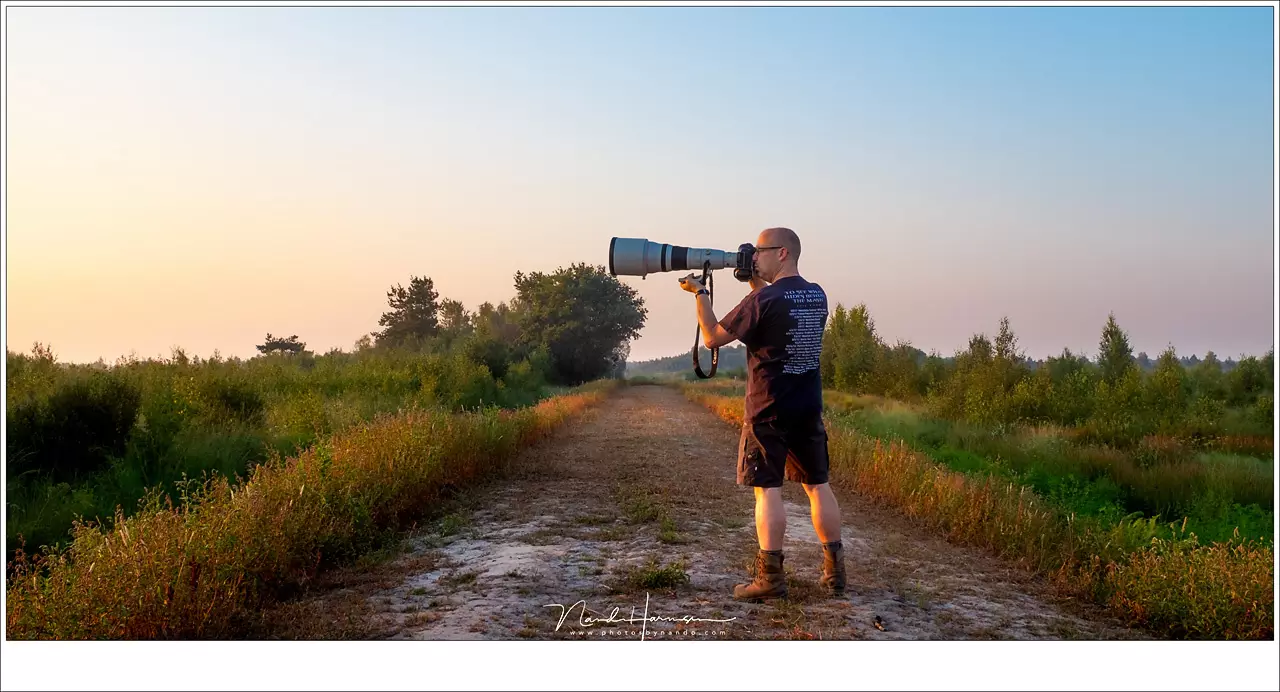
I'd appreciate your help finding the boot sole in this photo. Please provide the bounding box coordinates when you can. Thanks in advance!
[732,591,789,603]
[732,585,788,601]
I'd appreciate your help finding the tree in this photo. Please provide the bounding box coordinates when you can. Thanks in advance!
[967,333,993,364]
[439,298,473,334]
[511,263,647,385]
[1047,347,1091,383]
[919,352,951,397]
[608,341,630,379]
[1044,348,1094,425]
[877,339,924,401]
[994,316,1020,363]
[820,305,847,388]
[992,316,1027,390]
[461,301,524,381]
[474,301,521,343]
[1146,345,1188,433]
[925,332,997,423]
[1190,350,1226,400]
[958,328,1006,425]
[1226,353,1270,406]
[256,333,306,356]
[822,303,881,393]
[1089,366,1144,446]
[1097,312,1134,385]
[377,276,440,347]
[431,297,476,353]
[1008,365,1054,424]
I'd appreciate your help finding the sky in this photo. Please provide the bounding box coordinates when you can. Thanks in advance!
[3,4,1276,366]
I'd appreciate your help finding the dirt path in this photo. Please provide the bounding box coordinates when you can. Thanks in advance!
[274,385,1147,640]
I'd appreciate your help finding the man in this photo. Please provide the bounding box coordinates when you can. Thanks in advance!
[679,227,845,602]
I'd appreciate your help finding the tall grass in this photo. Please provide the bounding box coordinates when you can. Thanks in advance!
[6,347,554,561]
[5,380,617,640]
[822,391,1273,545]
[680,383,1273,640]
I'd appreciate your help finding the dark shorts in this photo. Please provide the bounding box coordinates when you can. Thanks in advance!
[737,414,831,488]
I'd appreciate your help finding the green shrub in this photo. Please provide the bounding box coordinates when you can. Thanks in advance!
[463,333,514,380]
[1007,370,1054,424]
[196,375,265,425]
[1182,395,1226,441]
[1049,369,1095,427]
[415,352,501,411]
[6,373,141,482]
[1083,369,1146,447]
[1250,394,1272,433]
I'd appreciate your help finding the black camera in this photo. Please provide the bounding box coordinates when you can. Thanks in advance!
[732,243,756,283]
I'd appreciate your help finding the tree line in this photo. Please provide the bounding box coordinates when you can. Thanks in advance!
[256,263,647,386]
[822,305,1274,444]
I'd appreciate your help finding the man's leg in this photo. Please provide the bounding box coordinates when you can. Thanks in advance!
[803,482,846,594]
[754,486,786,551]
[734,424,788,602]
[789,410,845,596]
[801,482,841,543]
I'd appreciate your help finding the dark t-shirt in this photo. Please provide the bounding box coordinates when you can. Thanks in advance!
[718,275,828,424]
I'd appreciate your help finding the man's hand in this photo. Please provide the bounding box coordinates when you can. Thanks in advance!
[680,272,735,349]
[749,267,769,292]
[678,273,706,294]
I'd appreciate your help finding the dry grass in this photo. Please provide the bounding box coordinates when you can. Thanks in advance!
[680,383,1273,640]
[1212,435,1275,459]
[823,390,921,417]
[250,591,389,640]
[1097,536,1273,639]
[5,380,618,640]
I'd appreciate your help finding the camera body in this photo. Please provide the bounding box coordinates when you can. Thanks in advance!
[732,243,755,283]
[609,238,756,283]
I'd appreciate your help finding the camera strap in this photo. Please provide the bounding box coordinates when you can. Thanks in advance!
[692,262,718,379]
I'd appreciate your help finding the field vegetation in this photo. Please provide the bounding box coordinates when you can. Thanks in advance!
[674,306,1273,639]
[5,264,642,638]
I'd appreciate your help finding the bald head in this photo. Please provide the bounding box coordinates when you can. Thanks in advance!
[752,226,802,282]
[760,227,801,261]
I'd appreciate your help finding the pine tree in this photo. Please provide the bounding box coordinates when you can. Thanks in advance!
[255,333,306,356]
[1097,312,1134,385]
[377,276,441,347]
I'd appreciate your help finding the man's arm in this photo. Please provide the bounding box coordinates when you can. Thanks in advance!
[749,275,769,292]
[695,293,737,350]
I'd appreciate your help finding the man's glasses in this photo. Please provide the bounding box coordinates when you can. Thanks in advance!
[755,246,785,252]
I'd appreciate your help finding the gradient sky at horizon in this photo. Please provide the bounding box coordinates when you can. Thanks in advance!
[4,5,1275,365]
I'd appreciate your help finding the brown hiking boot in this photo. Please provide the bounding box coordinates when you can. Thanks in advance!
[733,550,788,602]
[820,541,846,594]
